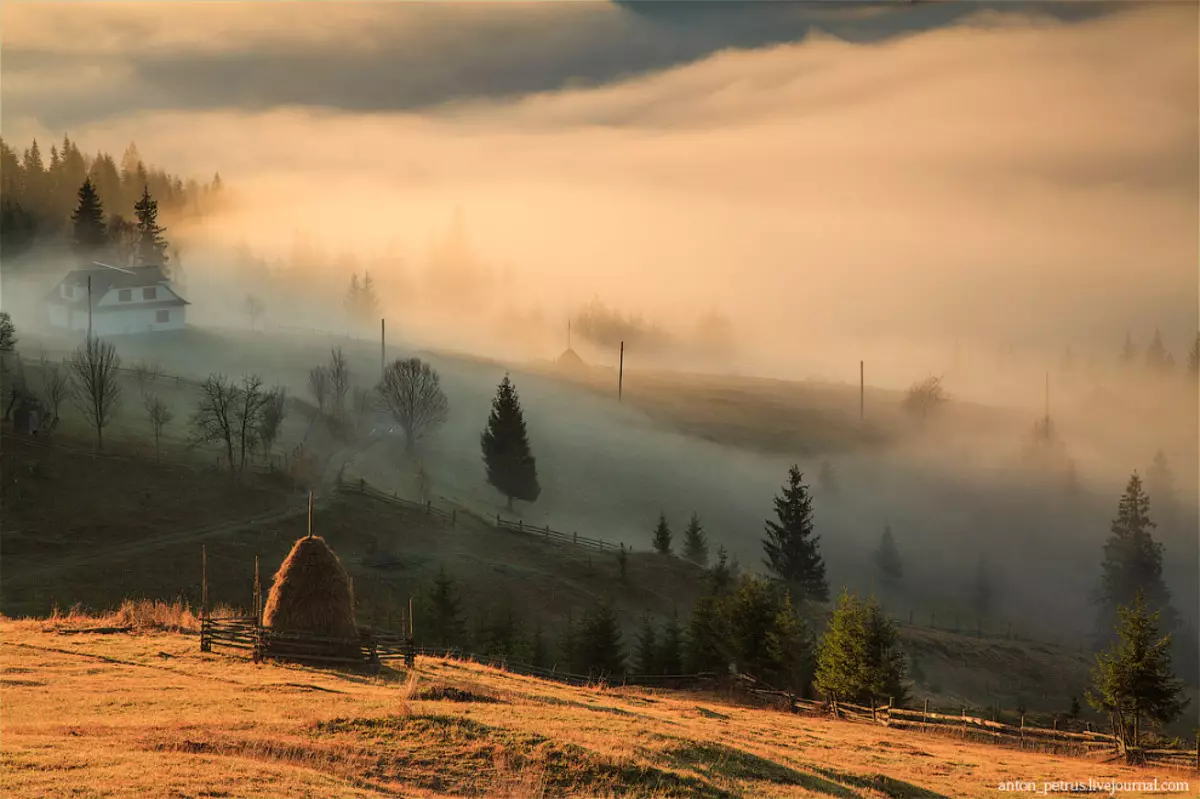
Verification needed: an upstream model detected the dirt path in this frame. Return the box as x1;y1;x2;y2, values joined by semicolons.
3;497;320;589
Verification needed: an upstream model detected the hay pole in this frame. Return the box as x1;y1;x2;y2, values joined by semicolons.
253;554;262;624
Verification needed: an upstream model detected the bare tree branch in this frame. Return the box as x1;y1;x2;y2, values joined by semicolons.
68;336;122;449
376;357;448;453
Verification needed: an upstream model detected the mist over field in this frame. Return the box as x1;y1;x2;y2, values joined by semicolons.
2;0;1197;651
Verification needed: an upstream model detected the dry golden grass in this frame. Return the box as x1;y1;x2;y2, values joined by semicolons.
1;622;1193;798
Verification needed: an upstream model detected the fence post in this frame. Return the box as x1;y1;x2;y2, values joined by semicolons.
426;500;431;515
961;706;966;739
496;513;501;528
1195;732;1199;770
451;509;457;528
923;698;928;726
519;520;524;532
574;532;578;545
200;544;210;652
1020;714;1025;749
871;700;877;722
545;524;550;539
360;477;365;492
887;696;893;725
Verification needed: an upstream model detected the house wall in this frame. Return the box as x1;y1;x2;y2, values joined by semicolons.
95;285;183;308
48;305;187;335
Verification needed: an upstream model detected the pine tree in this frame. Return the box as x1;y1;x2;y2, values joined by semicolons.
682;513;708;565
360;271;380;318
710;545;733;593
659;611;683;676
1145;329;1172;374
815;590;907;706
575;601;625;678
726;575;786;679
71;178;107;257
652;513;673;555
1146;450;1175;510
424;566;466;650
686;591;730;673
133;185;169;269
766;592;816;695
1121;331;1138;365
1087;592;1188;749
635;615;659;675
872;525;903;586
973;554;993;622
762;465;828;602
480;375;540;510
1096;473;1175;636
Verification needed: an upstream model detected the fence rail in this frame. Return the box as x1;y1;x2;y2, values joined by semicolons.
494;516;617;553
335;479;456;526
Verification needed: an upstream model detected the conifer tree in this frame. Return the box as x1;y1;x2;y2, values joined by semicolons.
659;611;683;676
872;525;903;586
71;178;107;257
1145;329;1172;374
344;274;361;317
652;513;673;555
1121;331;1138;365
762;465;828;602
133;185;169;269
1096;473;1175;636
480;375;540;510
635;615;659;675
424;566;466;650
686;591;729;673
815;590;907;706
710;545;733;593
766;591;816;695
1087;592;1188;749
360;271;380;318
1146;450;1175;510
575;601;625;678
682;512;708;566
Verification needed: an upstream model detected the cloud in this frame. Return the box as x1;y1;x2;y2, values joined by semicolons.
2;2;1195;387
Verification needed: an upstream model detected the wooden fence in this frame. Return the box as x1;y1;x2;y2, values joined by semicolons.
494;515;617;553
336;478;456;526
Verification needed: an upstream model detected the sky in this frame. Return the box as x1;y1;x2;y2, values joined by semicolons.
2;1;1197;386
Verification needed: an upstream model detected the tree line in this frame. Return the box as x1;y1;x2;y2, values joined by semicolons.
0;135;222;263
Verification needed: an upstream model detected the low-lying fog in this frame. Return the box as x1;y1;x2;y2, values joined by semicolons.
1;1;1196;649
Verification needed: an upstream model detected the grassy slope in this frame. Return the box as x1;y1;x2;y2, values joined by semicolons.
3;623;1189;799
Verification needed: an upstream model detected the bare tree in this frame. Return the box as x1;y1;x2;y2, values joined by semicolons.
192;374;239;472
376;357;449;453
328;346;350;422
191;373;272;476
131;360;163;397
902;375;947;420
244;294;265;331
68;336;122;449
258;386;287;462
143;392;173;463
308;365;330;416
41;358;71;432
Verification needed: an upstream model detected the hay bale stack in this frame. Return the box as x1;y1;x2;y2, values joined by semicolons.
263;535;357;640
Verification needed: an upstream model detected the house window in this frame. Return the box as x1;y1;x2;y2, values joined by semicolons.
156;310;170;324
143;287;158;300
118;289;132;302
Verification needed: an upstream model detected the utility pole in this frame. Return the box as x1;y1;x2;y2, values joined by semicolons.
380;318;386;377
860;360;864;421
87;275;93;338
618;341;624;401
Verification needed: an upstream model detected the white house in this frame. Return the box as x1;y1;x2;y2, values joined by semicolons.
47;263;189;336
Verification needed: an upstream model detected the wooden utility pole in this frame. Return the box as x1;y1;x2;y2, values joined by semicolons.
87;275;93;338
618;341;625;401
860;360;864;421
380;318;386;377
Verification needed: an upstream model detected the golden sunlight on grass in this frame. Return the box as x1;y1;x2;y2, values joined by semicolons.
1;621;1192;798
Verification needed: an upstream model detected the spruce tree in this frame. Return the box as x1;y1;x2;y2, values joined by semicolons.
1087;592;1188;748
686;591;730;673
344;274;361;317
872;525;903;586
360;271;380;318
815;590;907;706
659;611;683;676
424;566;466;650
1096;473;1175;636
133;185;169;269
726;575;785;679
762;465;828;602
766;591;816;696
682;512;708;566
710;545;733;593
1145;329;1171;374
652;513;673;555
480;375;540;510
575;601;625;678
71;178;107;257
1146;451;1175;510
635;615;659;675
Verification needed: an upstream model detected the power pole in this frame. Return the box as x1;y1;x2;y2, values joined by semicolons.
380;318;386;377
860;360;864;421
87;275;93;338
618;341;624;401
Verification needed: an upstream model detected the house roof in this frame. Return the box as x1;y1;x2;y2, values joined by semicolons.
46;263;189;308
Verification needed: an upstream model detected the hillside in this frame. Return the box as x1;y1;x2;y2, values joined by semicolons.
3;621;1190;799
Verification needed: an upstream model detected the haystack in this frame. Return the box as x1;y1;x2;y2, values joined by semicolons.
262;535;357;640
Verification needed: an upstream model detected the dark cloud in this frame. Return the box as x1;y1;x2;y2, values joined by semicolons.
2;1;1114;131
